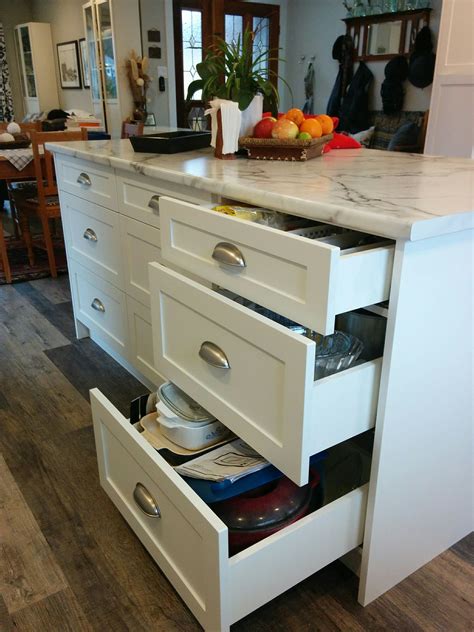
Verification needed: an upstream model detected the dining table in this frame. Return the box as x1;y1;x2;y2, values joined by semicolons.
0;148;37;180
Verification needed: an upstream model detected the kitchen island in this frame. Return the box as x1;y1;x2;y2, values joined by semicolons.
48;139;473;632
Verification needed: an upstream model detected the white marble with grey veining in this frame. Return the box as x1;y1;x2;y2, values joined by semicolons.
46;138;474;241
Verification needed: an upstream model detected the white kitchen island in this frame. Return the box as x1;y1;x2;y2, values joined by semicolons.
48;139;473;632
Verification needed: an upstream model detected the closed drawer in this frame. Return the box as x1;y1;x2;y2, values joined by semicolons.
150;263;382;486
56;156;117;208
117;172;215;229
91;388;368;631
126;295;163;385
69;261;128;357
159;197;394;335
120;216;162;307
61;192;123;288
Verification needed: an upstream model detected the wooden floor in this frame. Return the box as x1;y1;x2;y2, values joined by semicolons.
0;276;472;632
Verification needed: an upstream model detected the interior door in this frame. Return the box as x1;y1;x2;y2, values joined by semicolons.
424;0;474;158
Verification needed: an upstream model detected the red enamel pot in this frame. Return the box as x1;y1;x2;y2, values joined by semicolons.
212;468;321;555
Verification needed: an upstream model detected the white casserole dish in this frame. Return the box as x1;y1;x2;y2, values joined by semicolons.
156;398;230;450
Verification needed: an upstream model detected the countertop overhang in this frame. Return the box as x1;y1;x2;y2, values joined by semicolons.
47;139;474;241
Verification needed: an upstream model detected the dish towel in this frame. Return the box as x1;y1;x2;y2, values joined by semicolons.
205;99;242;154
0;148;34;171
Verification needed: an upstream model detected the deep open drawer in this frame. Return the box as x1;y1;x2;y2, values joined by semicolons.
91;389;368;632
149;263;381;486
159;196;394;335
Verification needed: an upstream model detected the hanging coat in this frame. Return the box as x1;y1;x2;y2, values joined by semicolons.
338;62;374;133
302;62;315;114
327;34;353;117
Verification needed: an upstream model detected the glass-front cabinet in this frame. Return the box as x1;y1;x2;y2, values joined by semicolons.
14;23;59;116
82;0;127;137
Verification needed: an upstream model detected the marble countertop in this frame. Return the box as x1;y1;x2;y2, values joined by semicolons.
47;139;474;241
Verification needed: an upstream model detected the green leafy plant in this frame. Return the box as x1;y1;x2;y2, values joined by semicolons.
186;27;285;113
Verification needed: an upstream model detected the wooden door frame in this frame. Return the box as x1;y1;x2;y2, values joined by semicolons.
173;0;280;127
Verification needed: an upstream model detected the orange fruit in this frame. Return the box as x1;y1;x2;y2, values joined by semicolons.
315;114;334;135
299;118;322;139
284;108;305;126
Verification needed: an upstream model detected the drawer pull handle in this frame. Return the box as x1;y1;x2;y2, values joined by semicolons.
133;483;161;518
199;341;231;369
91;298;105;313
148;195;161;212
83;228;98;242
77;172;91;186
212;242;246;268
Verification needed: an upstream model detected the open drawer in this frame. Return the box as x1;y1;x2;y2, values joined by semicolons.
91;388;369;632
159;196;394;335
149;263;382;485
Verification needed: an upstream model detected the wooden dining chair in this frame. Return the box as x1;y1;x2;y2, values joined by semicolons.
0;215;12;283
0;120;42;133
121;120;144;139
12;128;87;278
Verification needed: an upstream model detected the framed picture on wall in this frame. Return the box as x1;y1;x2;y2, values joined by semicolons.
79;38;90;89
57;40;82;89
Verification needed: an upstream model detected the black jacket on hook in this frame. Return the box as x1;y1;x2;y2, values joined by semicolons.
339;62;374;133
327;34;353;117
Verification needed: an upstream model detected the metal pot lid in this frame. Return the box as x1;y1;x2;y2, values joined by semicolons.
158;382;215;423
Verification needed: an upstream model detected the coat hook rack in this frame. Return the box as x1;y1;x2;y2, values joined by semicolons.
299;54;316;64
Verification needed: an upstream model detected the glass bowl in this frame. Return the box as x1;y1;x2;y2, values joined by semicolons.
308;330;364;380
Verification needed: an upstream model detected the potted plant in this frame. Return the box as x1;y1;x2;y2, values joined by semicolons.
186;27;285;151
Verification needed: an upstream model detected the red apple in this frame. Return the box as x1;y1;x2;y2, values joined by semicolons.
253;117;277;139
271;118;299;140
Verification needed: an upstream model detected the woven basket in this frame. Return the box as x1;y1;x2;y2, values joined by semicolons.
239;134;333;161
0;134;31;150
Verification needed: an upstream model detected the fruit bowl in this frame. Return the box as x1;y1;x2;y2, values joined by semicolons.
239;134;333;161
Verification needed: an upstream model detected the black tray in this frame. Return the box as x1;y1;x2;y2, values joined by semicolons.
129;130;211;154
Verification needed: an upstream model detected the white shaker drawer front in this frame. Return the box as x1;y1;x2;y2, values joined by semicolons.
126;296;163;386
149;263;381;486
159;197;394;335
61;192;123;288
117;172;215;229
90;389;228;632
69;262;128;357
56;157;116;208
120;216;162;307
91;389;369;631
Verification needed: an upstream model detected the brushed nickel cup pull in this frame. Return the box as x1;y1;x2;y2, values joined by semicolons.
77;172;91;186
199;341;231;369
148;194;161;212
83;227;98;242
133;483;161;518
212;242;246;268
91;298;105;313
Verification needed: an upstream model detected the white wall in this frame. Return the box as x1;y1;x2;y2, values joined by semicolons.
284;0;442;115
0;0;34;120
31;0;93;113
139;0;171;126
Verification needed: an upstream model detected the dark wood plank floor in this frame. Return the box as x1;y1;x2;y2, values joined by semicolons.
0;276;472;632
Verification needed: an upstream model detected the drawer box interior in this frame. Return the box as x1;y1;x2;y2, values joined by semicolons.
94;387;372;628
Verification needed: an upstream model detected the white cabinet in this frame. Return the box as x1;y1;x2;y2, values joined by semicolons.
56;156;214;387
82;0;142;137
53;151;472;632
14;23;59;116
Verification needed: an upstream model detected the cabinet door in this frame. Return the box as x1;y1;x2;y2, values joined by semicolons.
16;26;37;99
83;3;103;104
